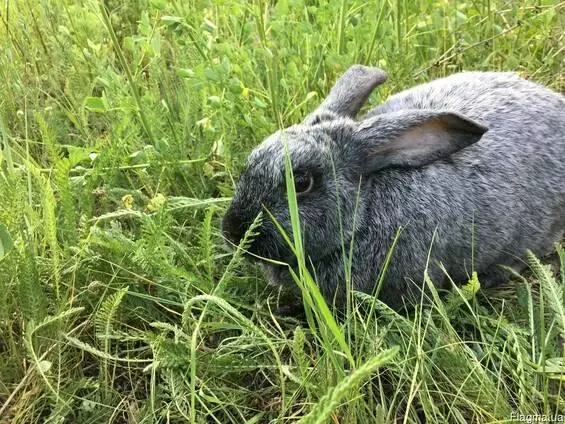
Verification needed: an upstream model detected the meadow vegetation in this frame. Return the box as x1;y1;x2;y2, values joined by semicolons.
0;0;564;422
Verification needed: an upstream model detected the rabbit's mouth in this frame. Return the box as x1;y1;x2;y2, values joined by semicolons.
244;232;298;266
261;262;293;287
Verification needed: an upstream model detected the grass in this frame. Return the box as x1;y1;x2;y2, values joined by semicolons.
0;0;564;422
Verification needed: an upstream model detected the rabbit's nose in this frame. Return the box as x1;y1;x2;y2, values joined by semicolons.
222;211;248;246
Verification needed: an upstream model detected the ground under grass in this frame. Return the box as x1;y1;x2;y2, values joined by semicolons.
0;0;564;422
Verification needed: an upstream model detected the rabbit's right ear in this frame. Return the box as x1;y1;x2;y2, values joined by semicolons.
351;109;488;173
304;65;387;125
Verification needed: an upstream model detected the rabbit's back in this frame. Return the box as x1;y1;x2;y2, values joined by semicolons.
363;72;565;297
368;72;565;124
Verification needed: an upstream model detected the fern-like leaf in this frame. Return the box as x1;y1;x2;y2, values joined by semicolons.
54;158;77;245
300;347;399;424
199;206;215;282
94;287;129;344
18;243;47;324
527;250;565;340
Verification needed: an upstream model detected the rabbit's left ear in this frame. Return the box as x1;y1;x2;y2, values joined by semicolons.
351;110;488;173
304;65;387;124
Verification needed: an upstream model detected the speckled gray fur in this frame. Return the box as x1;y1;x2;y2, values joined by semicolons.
222;65;565;309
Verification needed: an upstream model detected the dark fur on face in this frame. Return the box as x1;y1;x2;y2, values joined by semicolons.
223;121;361;266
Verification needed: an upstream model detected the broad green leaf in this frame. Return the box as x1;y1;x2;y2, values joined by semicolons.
85;96;106;113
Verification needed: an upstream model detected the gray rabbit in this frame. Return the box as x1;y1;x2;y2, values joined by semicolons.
222;65;565;309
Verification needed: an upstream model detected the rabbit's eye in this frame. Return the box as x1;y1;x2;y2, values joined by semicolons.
294;172;314;195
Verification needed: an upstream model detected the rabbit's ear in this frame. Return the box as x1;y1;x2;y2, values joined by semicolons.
304;65;387;124
352;110;488;172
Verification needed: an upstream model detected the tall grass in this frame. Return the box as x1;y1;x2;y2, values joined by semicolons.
0;0;564;422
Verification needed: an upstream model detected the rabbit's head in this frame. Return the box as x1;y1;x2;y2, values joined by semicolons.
222;66;487;271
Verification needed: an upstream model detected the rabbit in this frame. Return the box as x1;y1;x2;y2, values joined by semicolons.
222;65;565;310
